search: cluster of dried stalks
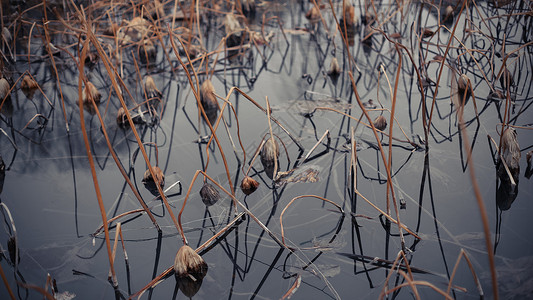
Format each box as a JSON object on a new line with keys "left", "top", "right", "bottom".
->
{"left": 0, "top": 0, "right": 531, "bottom": 299}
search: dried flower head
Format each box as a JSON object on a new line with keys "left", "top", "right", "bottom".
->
{"left": 116, "top": 107, "right": 129, "bottom": 128}
{"left": 199, "top": 182, "right": 220, "bottom": 206}
{"left": 242, "top": 0, "right": 256, "bottom": 18}
{"left": 327, "top": 57, "right": 341, "bottom": 82}
{"left": 81, "top": 81, "right": 101, "bottom": 114}
{"left": 241, "top": 176, "right": 259, "bottom": 195}
{"left": 373, "top": 115, "right": 387, "bottom": 131}
{"left": 174, "top": 245, "right": 208, "bottom": 280}
{"left": 200, "top": 79, "right": 218, "bottom": 125}
{"left": 457, "top": 74, "right": 471, "bottom": 103}
{"left": 144, "top": 75, "right": 162, "bottom": 99}
{"left": 224, "top": 13, "right": 241, "bottom": 35}
{"left": 261, "top": 137, "right": 280, "bottom": 179}
{"left": 142, "top": 166, "right": 165, "bottom": 188}
{"left": 442, "top": 5, "right": 454, "bottom": 25}
{"left": 0, "top": 78, "right": 11, "bottom": 100}
{"left": 139, "top": 39, "right": 156, "bottom": 64}
{"left": 500, "top": 127, "right": 521, "bottom": 173}
{"left": 20, "top": 75, "right": 39, "bottom": 99}
{"left": 305, "top": 6, "right": 321, "bottom": 24}
{"left": 342, "top": 4, "right": 356, "bottom": 27}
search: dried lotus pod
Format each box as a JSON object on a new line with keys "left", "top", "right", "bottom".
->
{"left": 142, "top": 166, "right": 165, "bottom": 196}
{"left": 116, "top": 107, "right": 129, "bottom": 128}
{"left": 500, "top": 66, "right": 514, "bottom": 90}
{"left": 442, "top": 5, "right": 454, "bottom": 25}
{"left": 305, "top": 6, "right": 321, "bottom": 25}
{"left": 0, "top": 78, "right": 11, "bottom": 100}
{"left": 260, "top": 137, "right": 280, "bottom": 179}
{"left": 199, "top": 182, "right": 220, "bottom": 206}
{"left": 327, "top": 57, "right": 341, "bottom": 84}
{"left": 174, "top": 245, "right": 208, "bottom": 280}
{"left": 240, "top": 176, "right": 259, "bottom": 195}
{"left": 139, "top": 39, "right": 156, "bottom": 64}
{"left": 20, "top": 75, "right": 39, "bottom": 99}
{"left": 199, "top": 79, "right": 218, "bottom": 125}
{"left": 144, "top": 75, "right": 162, "bottom": 99}
{"left": 457, "top": 74, "right": 471, "bottom": 103}
{"left": 373, "top": 115, "right": 387, "bottom": 131}
{"left": 81, "top": 81, "right": 102, "bottom": 114}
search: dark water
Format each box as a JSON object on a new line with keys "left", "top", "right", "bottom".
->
{"left": 1, "top": 0, "right": 532, "bottom": 299}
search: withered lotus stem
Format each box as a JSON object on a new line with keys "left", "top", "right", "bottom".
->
{"left": 142, "top": 166, "right": 164, "bottom": 188}
{"left": 500, "top": 67, "right": 514, "bottom": 89}
{"left": 174, "top": 245, "right": 208, "bottom": 280}
{"left": 199, "top": 182, "right": 220, "bottom": 206}
{"left": 0, "top": 78, "right": 11, "bottom": 100}
{"left": 374, "top": 115, "right": 387, "bottom": 131}
{"left": 83, "top": 81, "right": 102, "bottom": 105}
{"left": 241, "top": 176, "right": 259, "bottom": 195}
{"left": 144, "top": 75, "right": 162, "bottom": 99}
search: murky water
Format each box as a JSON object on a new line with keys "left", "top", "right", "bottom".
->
{"left": 0, "top": 0, "right": 532, "bottom": 299}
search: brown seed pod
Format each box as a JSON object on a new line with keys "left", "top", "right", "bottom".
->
{"left": 327, "top": 57, "right": 341, "bottom": 82}
{"left": 0, "top": 78, "right": 11, "bottom": 100}
{"left": 199, "top": 182, "right": 220, "bottom": 206}
{"left": 373, "top": 115, "right": 387, "bottom": 131}
{"left": 177, "top": 276, "right": 204, "bottom": 298}
{"left": 83, "top": 81, "right": 102, "bottom": 104}
{"left": 457, "top": 74, "right": 471, "bottom": 103}
{"left": 305, "top": 6, "right": 321, "bottom": 24}
{"left": 144, "top": 75, "right": 162, "bottom": 99}
{"left": 116, "top": 107, "right": 129, "bottom": 128}
{"left": 174, "top": 245, "right": 208, "bottom": 280}
{"left": 20, "top": 75, "right": 39, "bottom": 99}
{"left": 240, "top": 176, "right": 259, "bottom": 195}
{"left": 142, "top": 166, "right": 164, "bottom": 188}
{"left": 200, "top": 79, "right": 218, "bottom": 125}
{"left": 261, "top": 138, "right": 280, "bottom": 179}
{"left": 422, "top": 28, "right": 434, "bottom": 38}
{"left": 500, "top": 127, "right": 521, "bottom": 173}
{"left": 342, "top": 4, "right": 356, "bottom": 27}
{"left": 140, "top": 39, "right": 156, "bottom": 64}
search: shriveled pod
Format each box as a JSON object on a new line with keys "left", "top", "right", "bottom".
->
{"left": 81, "top": 81, "right": 101, "bottom": 114}
{"left": 241, "top": 0, "right": 256, "bottom": 18}
{"left": 20, "top": 75, "right": 39, "bottom": 99}
{"left": 199, "top": 79, "right": 218, "bottom": 125}
{"left": 327, "top": 57, "right": 341, "bottom": 84}
{"left": 0, "top": 78, "right": 13, "bottom": 117}
{"left": 261, "top": 137, "right": 280, "bottom": 179}
{"left": 224, "top": 13, "right": 241, "bottom": 35}
{"left": 144, "top": 75, "right": 162, "bottom": 99}
{"left": 373, "top": 115, "right": 387, "bottom": 131}
{"left": 305, "top": 6, "right": 321, "bottom": 25}
{"left": 442, "top": 5, "right": 454, "bottom": 25}
{"left": 500, "top": 127, "right": 521, "bottom": 174}
{"left": 199, "top": 182, "right": 220, "bottom": 206}
{"left": 457, "top": 74, "right": 471, "bottom": 103}
{"left": 139, "top": 39, "right": 156, "bottom": 64}
{"left": 116, "top": 107, "right": 129, "bottom": 128}
{"left": 241, "top": 176, "right": 259, "bottom": 195}
{"left": 0, "top": 78, "right": 11, "bottom": 100}
{"left": 142, "top": 166, "right": 165, "bottom": 188}
{"left": 174, "top": 245, "right": 208, "bottom": 280}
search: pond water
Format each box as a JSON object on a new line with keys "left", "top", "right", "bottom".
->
{"left": 0, "top": 0, "right": 532, "bottom": 299}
